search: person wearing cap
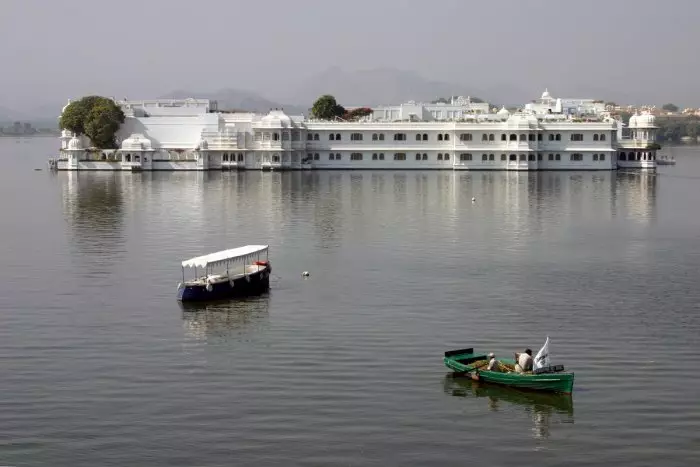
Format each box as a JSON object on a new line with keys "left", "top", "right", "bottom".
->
{"left": 486, "top": 352, "right": 500, "bottom": 372}
{"left": 514, "top": 348, "right": 533, "bottom": 373}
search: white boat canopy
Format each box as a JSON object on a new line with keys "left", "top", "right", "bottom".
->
{"left": 181, "top": 245, "right": 268, "bottom": 269}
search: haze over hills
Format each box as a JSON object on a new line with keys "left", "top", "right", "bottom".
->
{"left": 158, "top": 89, "right": 307, "bottom": 116}
{"left": 0, "top": 67, "right": 666, "bottom": 127}
{"left": 275, "top": 67, "right": 505, "bottom": 108}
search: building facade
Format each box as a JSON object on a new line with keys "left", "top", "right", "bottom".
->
{"left": 51, "top": 90, "right": 659, "bottom": 171}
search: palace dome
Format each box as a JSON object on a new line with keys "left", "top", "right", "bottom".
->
{"left": 496, "top": 106, "right": 510, "bottom": 118}
{"left": 506, "top": 113, "right": 538, "bottom": 129}
{"left": 67, "top": 136, "right": 82, "bottom": 150}
{"left": 541, "top": 88, "right": 552, "bottom": 100}
{"left": 635, "top": 111, "right": 656, "bottom": 127}
{"left": 121, "top": 133, "right": 153, "bottom": 150}
{"left": 260, "top": 109, "right": 292, "bottom": 128}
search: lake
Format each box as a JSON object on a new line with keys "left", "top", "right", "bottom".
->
{"left": 1, "top": 138, "right": 699, "bottom": 466}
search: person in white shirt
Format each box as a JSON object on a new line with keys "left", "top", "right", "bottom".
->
{"left": 514, "top": 348, "right": 533, "bottom": 373}
{"left": 486, "top": 352, "right": 500, "bottom": 372}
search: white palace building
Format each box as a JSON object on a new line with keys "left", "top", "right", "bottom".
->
{"left": 51, "top": 89, "right": 660, "bottom": 172}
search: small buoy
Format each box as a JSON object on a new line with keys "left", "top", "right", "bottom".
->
{"left": 471, "top": 197, "right": 476, "bottom": 202}
{"left": 302, "top": 271, "right": 310, "bottom": 277}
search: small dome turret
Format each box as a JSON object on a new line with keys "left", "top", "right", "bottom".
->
{"left": 635, "top": 111, "right": 656, "bottom": 127}
{"left": 260, "top": 109, "right": 292, "bottom": 127}
{"left": 67, "top": 136, "right": 82, "bottom": 150}
{"left": 628, "top": 112, "right": 640, "bottom": 128}
{"left": 496, "top": 106, "right": 510, "bottom": 118}
{"left": 121, "top": 133, "right": 153, "bottom": 150}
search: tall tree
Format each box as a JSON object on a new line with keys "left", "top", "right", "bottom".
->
{"left": 60, "top": 96, "right": 125, "bottom": 148}
{"left": 311, "top": 95, "right": 345, "bottom": 120}
{"left": 662, "top": 103, "right": 679, "bottom": 113}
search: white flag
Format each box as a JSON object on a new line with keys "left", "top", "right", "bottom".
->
{"left": 533, "top": 336, "right": 550, "bottom": 370}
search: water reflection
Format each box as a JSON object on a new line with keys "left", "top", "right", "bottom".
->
{"left": 61, "top": 171, "right": 126, "bottom": 277}
{"left": 179, "top": 295, "right": 271, "bottom": 341}
{"left": 612, "top": 171, "right": 657, "bottom": 222}
{"left": 443, "top": 375, "right": 574, "bottom": 440}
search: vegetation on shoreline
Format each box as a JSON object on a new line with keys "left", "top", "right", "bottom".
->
{"left": 59, "top": 96, "right": 125, "bottom": 148}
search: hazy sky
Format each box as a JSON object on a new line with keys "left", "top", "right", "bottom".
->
{"left": 1, "top": 0, "right": 699, "bottom": 110}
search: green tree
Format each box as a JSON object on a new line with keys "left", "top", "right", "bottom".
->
{"left": 60, "top": 96, "right": 125, "bottom": 148}
{"left": 311, "top": 95, "right": 345, "bottom": 120}
{"left": 662, "top": 103, "right": 679, "bottom": 113}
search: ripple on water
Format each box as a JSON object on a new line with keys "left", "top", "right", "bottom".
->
{"left": 1, "top": 144, "right": 700, "bottom": 466}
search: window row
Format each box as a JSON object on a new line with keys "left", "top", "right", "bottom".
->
{"left": 304, "top": 132, "right": 611, "bottom": 143}
{"left": 254, "top": 131, "right": 300, "bottom": 141}
{"left": 222, "top": 153, "right": 245, "bottom": 162}
{"left": 305, "top": 152, "right": 609, "bottom": 162}
{"left": 619, "top": 152, "right": 655, "bottom": 161}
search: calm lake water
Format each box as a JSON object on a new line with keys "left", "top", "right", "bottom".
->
{"left": 1, "top": 138, "right": 699, "bottom": 466}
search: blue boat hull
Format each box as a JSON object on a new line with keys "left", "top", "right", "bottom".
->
{"left": 177, "top": 266, "right": 271, "bottom": 302}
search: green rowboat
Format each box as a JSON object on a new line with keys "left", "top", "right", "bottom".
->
{"left": 443, "top": 347, "right": 574, "bottom": 394}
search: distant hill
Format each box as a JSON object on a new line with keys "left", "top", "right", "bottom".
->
{"left": 159, "top": 88, "right": 307, "bottom": 115}
{"left": 279, "top": 67, "right": 527, "bottom": 108}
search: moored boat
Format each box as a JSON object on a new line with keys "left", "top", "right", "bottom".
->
{"left": 656, "top": 155, "right": 676, "bottom": 165}
{"left": 177, "top": 245, "right": 271, "bottom": 302}
{"left": 443, "top": 347, "right": 574, "bottom": 394}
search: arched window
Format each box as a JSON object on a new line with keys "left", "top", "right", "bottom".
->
{"left": 548, "top": 134, "right": 554, "bottom": 141}
{"left": 438, "top": 134, "right": 443, "bottom": 141}
{"left": 520, "top": 134, "right": 526, "bottom": 141}
{"left": 593, "top": 134, "right": 599, "bottom": 141}
{"left": 416, "top": 153, "right": 422, "bottom": 160}
{"left": 335, "top": 133, "right": 341, "bottom": 140}
{"left": 509, "top": 154, "right": 517, "bottom": 161}
{"left": 416, "top": 134, "right": 422, "bottom": 141}
{"left": 555, "top": 134, "right": 561, "bottom": 141}
{"left": 438, "top": 153, "right": 443, "bottom": 160}
{"left": 501, "top": 134, "right": 507, "bottom": 141}
{"left": 444, "top": 134, "right": 450, "bottom": 141}
{"left": 329, "top": 134, "right": 335, "bottom": 141}
{"left": 314, "top": 133, "right": 319, "bottom": 141}
{"left": 482, "top": 134, "right": 488, "bottom": 141}
{"left": 620, "top": 152, "right": 626, "bottom": 160}
{"left": 519, "top": 154, "right": 526, "bottom": 161}
{"left": 422, "top": 153, "right": 427, "bottom": 160}
{"left": 273, "top": 133, "right": 280, "bottom": 141}
{"left": 372, "top": 133, "right": 378, "bottom": 141}
{"left": 600, "top": 134, "right": 606, "bottom": 141}
{"left": 489, "top": 134, "right": 495, "bottom": 141}
{"left": 509, "top": 134, "right": 517, "bottom": 141}
{"left": 422, "top": 134, "right": 428, "bottom": 141}
{"left": 379, "top": 134, "right": 385, "bottom": 141}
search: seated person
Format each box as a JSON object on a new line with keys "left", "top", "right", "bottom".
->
{"left": 514, "top": 348, "right": 533, "bottom": 373}
{"left": 486, "top": 352, "right": 500, "bottom": 372}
